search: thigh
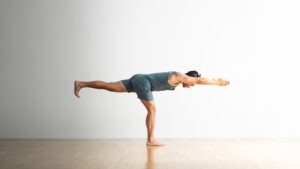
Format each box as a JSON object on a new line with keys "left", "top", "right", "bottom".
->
{"left": 132, "top": 77, "right": 154, "bottom": 101}
{"left": 136, "top": 88, "right": 154, "bottom": 101}
{"left": 108, "top": 81, "right": 128, "bottom": 92}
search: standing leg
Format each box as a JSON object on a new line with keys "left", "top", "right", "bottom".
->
{"left": 140, "top": 99, "right": 165, "bottom": 146}
{"left": 74, "top": 80, "right": 127, "bottom": 98}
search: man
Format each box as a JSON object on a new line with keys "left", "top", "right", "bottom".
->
{"left": 74, "top": 70, "right": 230, "bottom": 146}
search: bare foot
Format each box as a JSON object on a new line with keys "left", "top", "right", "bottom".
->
{"left": 147, "top": 140, "right": 165, "bottom": 146}
{"left": 74, "top": 81, "right": 81, "bottom": 98}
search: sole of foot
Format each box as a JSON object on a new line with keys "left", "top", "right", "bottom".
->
{"left": 146, "top": 141, "right": 165, "bottom": 146}
{"left": 74, "top": 81, "right": 80, "bottom": 98}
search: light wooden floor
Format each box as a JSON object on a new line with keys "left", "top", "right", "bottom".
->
{"left": 0, "top": 139, "right": 300, "bottom": 169}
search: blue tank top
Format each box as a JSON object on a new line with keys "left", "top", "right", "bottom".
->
{"left": 145, "top": 71, "right": 177, "bottom": 91}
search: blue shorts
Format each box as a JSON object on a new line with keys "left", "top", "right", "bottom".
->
{"left": 121, "top": 74, "right": 154, "bottom": 101}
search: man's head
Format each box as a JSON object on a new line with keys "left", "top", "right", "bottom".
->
{"left": 183, "top": 70, "right": 201, "bottom": 88}
{"left": 185, "top": 70, "right": 201, "bottom": 78}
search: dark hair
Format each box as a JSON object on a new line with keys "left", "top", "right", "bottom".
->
{"left": 185, "top": 70, "right": 201, "bottom": 77}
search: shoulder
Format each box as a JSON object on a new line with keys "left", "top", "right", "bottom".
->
{"left": 173, "top": 72, "right": 185, "bottom": 78}
{"left": 171, "top": 72, "right": 189, "bottom": 83}
{"left": 173, "top": 72, "right": 201, "bottom": 84}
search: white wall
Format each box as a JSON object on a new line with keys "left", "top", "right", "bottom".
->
{"left": 0, "top": 0, "right": 299, "bottom": 138}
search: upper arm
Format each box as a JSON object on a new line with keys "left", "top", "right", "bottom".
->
{"left": 175, "top": 72, "right": 227, "bottom": 85}
{"left": 176, "top": 72, "right": 199, "bottom": 84}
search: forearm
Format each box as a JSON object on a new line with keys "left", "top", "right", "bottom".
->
{"left": 197, "top": 78, "right": 219, "bottom": 85}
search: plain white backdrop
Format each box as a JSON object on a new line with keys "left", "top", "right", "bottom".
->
{"left": 0, "top": 0, "right": 299, "bottom": 138}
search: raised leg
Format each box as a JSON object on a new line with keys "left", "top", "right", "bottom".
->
{"left": 74, "top": 80, "right": 127, "bottom": 98}
{"left": 140, "top": 99, "right": 165, "bottom": 146}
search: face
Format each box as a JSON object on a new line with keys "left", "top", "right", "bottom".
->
{"left": 182, "top": 83, "right": 194, "bottom": 88}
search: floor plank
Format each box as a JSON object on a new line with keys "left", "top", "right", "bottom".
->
{"left": 0, "top": 139, "right": 300, "bottom": 169}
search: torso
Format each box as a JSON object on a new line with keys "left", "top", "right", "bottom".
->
{"left": 144, "top": 71, "right": 178, "bottom": 91}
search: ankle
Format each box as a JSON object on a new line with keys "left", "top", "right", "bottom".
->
{"left": 148, "top": 137, "right": 154, "bottom": 142}
{"left": 78, "top": 81, "right": 85, "bottom": 88}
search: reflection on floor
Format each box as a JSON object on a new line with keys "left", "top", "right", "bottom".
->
{"left": 0, "top": 139, "right": 300, "bottom": 169}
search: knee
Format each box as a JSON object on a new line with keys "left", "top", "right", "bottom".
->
{"left": 106, "top": 83, "right": 113, "bottom": 91}
{"left": 141, "top": 99, "right": 156, "bottom": 115}
{"left": 148, "top": 107, "right": 156, "bottom": 115}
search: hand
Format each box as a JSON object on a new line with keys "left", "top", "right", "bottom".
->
{"left": 217, "top": 78, "right": 230, "bottom": 86}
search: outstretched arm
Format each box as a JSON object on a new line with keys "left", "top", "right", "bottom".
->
{"left": 175, "top": 72, "right": 230, "bottom": 86}
{"left": 196, "top": 77, "right": 230, "bottom": 86}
